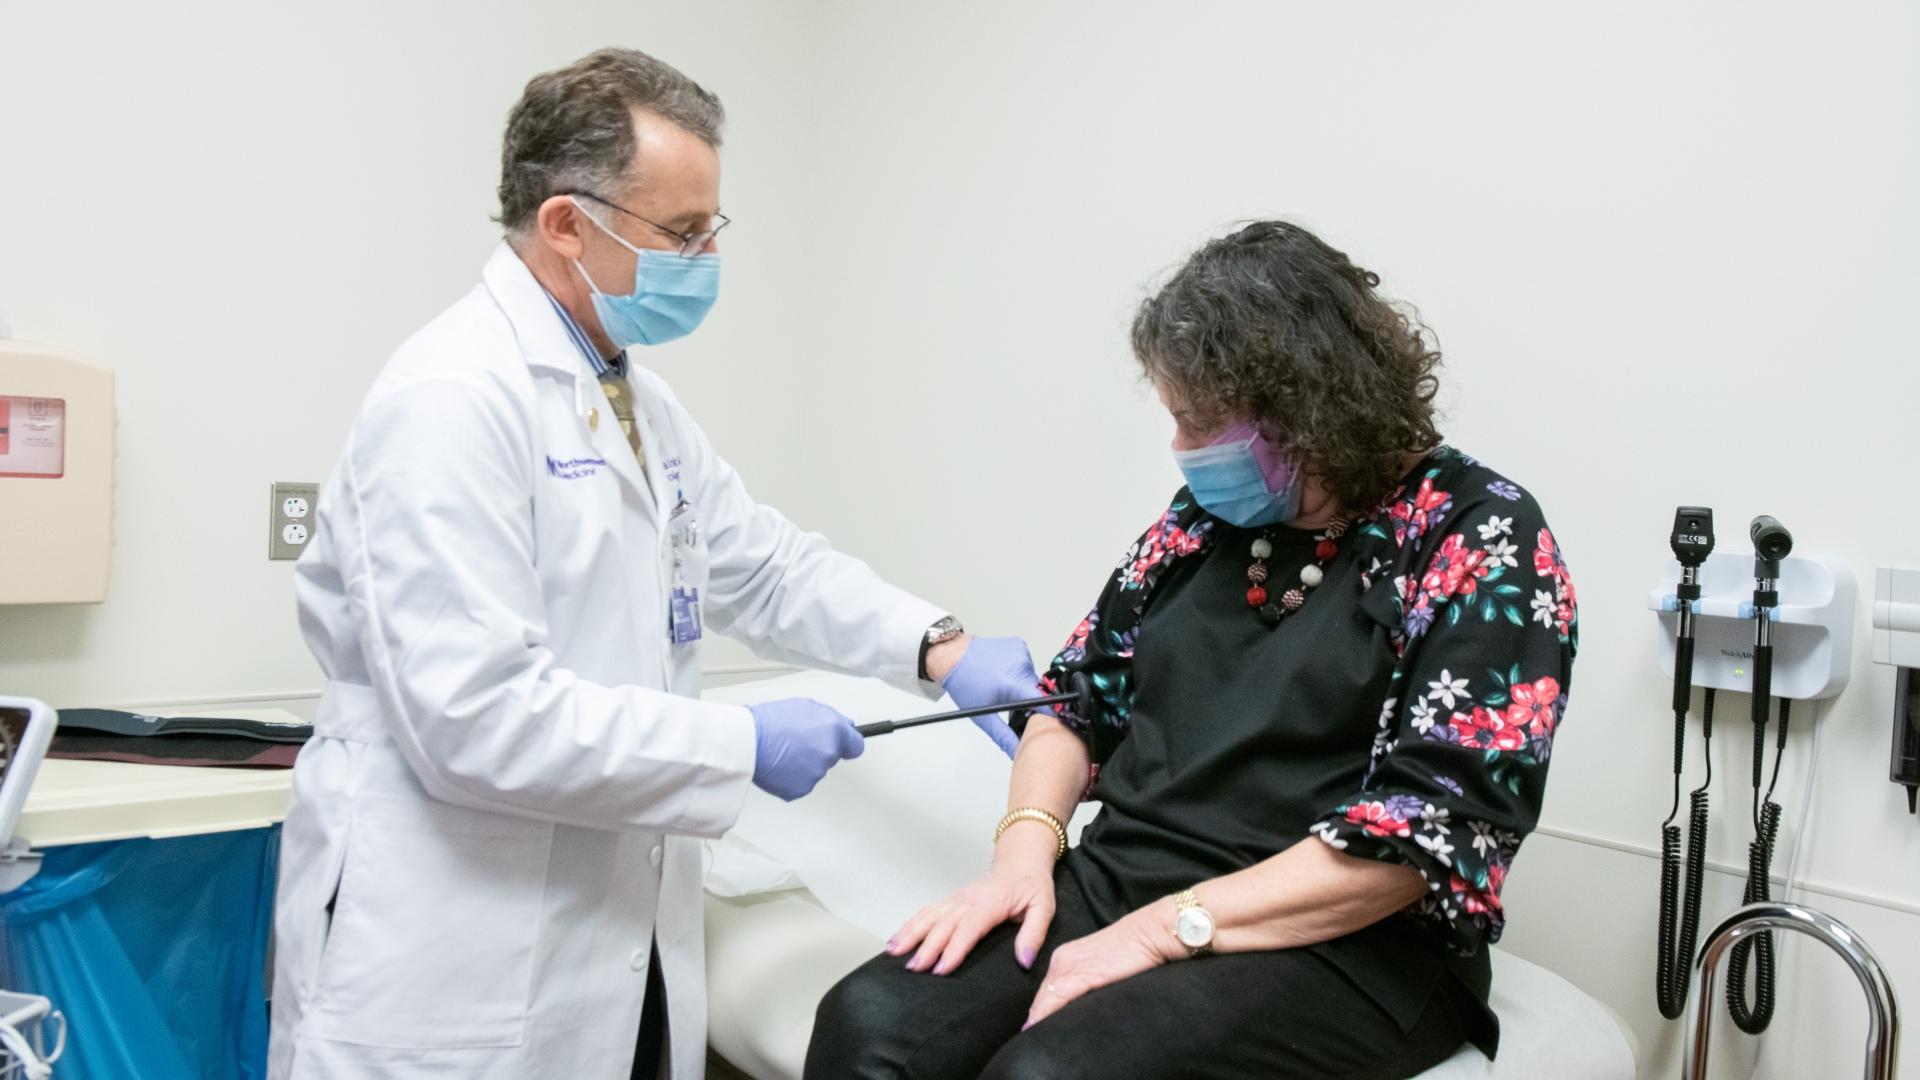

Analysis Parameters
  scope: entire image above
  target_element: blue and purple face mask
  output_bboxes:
[1173,420,1302,527]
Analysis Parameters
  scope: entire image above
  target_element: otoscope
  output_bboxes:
[856,672,1094,738]
[1726,514,1793,1035]
[1655,507,1715,1020]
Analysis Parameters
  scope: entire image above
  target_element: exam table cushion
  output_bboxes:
[703,889,1638,1080]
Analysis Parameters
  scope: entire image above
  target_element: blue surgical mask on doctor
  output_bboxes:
[569,196,720,348]
[1173,420,1304,527]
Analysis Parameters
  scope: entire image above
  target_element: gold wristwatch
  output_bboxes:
[1172,888,1216,957]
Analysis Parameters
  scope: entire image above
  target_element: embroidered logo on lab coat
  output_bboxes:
[546,454,608,480]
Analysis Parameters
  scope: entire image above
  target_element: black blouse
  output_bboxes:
[1016,447,1578,962]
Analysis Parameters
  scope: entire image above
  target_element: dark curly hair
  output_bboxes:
[1131,220,1444,513]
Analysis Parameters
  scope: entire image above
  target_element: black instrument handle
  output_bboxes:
[857,673,1093,738]
[1671,636,1695,720]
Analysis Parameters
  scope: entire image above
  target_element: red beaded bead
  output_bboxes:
[1315,540,1339,561]
[1281,588,1306,611]
[1246,585,1268,607]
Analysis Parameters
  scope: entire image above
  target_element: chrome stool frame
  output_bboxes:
[1684,902,1899,1080]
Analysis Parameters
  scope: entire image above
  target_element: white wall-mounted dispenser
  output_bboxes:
[0,340,116,604]
[1872,567,1920,813]
[1648,549,1856,700]
[1873,568,1920,668]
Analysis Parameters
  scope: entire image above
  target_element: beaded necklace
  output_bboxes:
[1244,518,1352,627]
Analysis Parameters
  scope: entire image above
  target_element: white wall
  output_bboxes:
[3,2,1917,1076]
[746,3,1917,1078]
[0,0,813,702]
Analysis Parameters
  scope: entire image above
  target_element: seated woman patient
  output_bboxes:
[805,221,1579,1080]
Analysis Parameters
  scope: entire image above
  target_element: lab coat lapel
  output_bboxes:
[481,244,654,510]
[628,379,676,527]
[584,378,654,504]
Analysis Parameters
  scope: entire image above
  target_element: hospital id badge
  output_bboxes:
[670,584,703,645]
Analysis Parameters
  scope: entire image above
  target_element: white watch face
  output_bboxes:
[1176,906,1215,949]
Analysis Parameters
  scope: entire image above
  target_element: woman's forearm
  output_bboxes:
[1210,837,1426,951]
[993,714,1092,870]
[1137,836,1428,959]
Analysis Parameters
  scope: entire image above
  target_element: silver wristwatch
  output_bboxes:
[917,615,965,680]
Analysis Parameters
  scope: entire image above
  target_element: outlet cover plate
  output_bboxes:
[269,482,320,560]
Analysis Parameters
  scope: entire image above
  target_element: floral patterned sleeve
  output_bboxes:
[1311,473,1578,955]
[1012,493,1214,778]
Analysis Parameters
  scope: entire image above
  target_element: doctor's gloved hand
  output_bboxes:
[749,698,865,802]
[936,635,1043,759]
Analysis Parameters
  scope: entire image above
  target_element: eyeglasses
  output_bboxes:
[571,191,730,257]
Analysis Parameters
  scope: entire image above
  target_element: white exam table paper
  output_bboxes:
[702,670,1095,941]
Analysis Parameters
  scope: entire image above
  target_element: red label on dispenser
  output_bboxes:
[0,396,65,478]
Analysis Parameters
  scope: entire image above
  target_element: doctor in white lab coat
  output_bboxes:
[266,48,1039,1080]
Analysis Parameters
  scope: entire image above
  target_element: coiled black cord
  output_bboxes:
[1726,800,1782,1032]
[1656,689,1714,1019]
[1727,697,1789,1033]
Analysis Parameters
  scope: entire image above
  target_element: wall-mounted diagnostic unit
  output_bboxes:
[1647,548,1856,700]
[0,341,116,604]
[1647,514,1857,1036]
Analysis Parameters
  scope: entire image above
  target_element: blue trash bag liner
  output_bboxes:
[0,826,278,1080]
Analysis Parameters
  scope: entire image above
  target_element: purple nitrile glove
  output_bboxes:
[939,636,1043,759]
[749,698,865,801]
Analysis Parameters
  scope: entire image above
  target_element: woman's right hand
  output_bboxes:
[886,844,1058,975]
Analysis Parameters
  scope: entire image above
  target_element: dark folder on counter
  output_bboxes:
[50,708,312,768]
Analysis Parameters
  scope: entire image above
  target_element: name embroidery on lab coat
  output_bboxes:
[546,454,608,480]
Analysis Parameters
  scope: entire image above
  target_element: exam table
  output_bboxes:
[701,671,1640,1080]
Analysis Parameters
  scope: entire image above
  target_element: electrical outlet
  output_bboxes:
[269,482,320,560]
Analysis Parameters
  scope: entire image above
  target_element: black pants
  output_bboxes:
[630,941,667,1080]
[805,868,1478,1080]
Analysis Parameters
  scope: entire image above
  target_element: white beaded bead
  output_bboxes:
[1299,564,1325,588]
[1250,538,1273,559]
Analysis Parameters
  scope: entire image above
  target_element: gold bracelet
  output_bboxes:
[995,807,1068,861]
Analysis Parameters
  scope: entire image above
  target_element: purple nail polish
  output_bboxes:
[1017,946,1036,969]
[885,937,898,953]
[1021,1020,1033,1031]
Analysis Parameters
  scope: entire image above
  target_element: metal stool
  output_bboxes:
[0,989,64,1079]
[1684,902,1900,1080]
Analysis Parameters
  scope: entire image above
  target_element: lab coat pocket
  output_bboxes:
[306,794,553,1049]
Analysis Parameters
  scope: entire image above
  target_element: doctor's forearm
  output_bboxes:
[993,715,1091,870]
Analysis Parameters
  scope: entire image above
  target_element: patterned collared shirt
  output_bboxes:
[543,291,627,377]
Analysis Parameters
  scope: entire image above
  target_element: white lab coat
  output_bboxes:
[267,244,943,1080]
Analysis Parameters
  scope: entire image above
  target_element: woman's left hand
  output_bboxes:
[1024,900,1180,1029]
